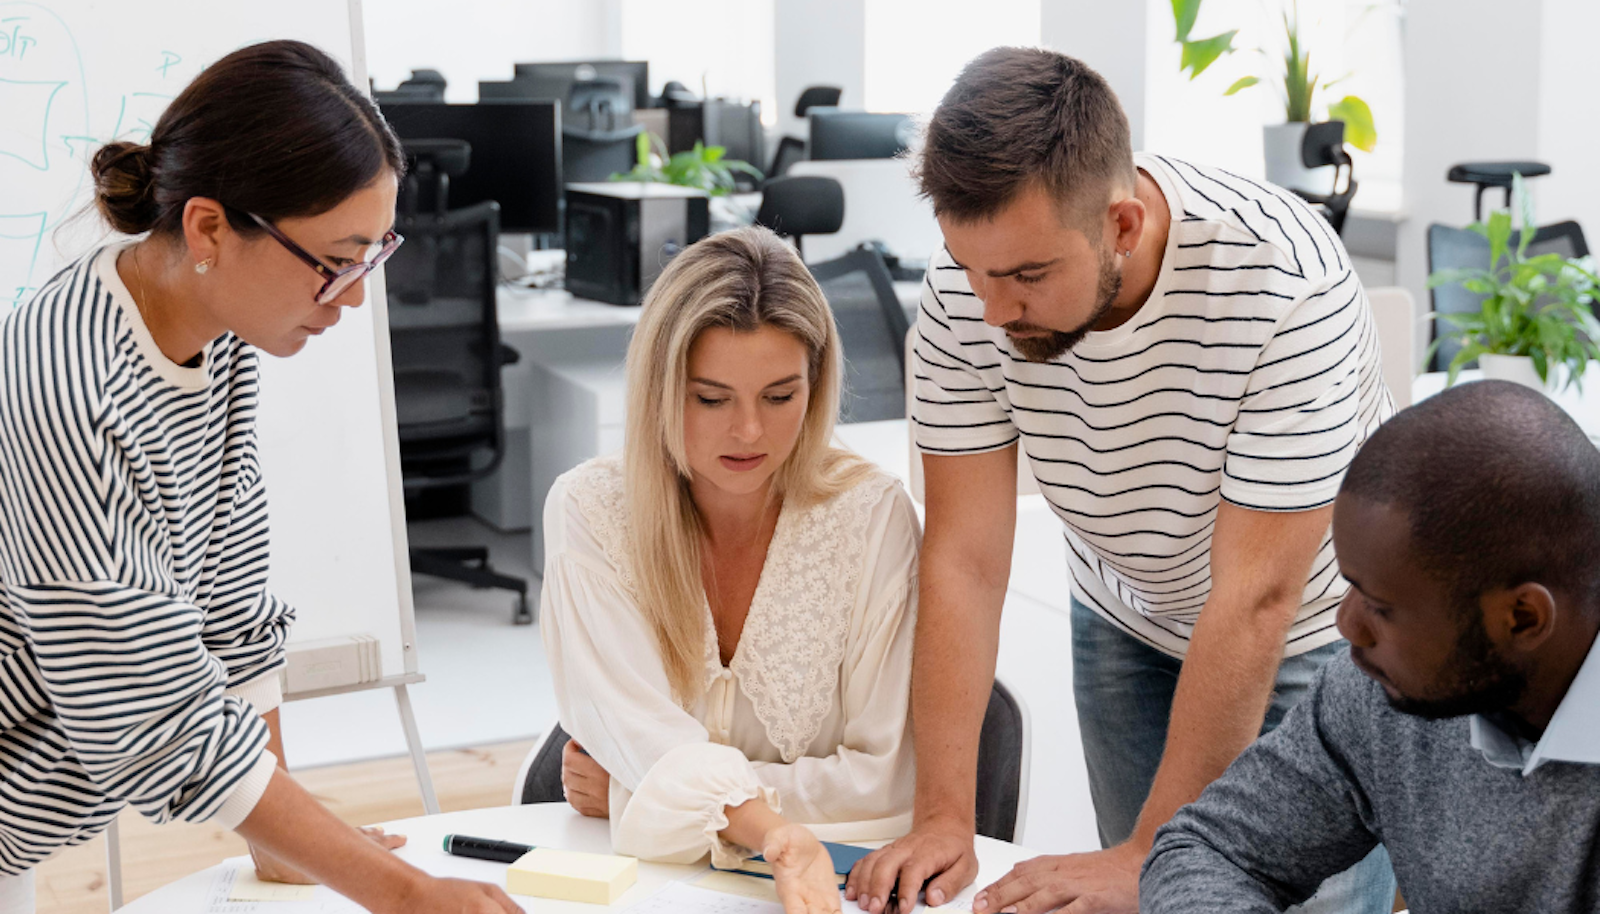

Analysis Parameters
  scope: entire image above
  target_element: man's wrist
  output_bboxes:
[912,805,976,837]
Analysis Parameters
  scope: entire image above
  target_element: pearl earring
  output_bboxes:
[194,259,212,275]
[1123,250,1133,259]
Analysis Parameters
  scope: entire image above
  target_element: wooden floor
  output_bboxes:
[33,739,537,914]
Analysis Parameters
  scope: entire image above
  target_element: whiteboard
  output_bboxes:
[0,0,421,683]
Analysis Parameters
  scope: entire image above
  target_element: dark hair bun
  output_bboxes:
[92,141,159,234]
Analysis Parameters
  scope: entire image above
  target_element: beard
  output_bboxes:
[1004,246,1124,363]
[1384,609,1530,721]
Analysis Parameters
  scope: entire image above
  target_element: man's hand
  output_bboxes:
[844,815,978,913]
[562,739,610,818]
[971,844,1143,914]
[252,827,406,885]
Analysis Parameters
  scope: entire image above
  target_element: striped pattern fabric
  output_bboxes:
[0,244,290,875]
[913,154,1394,657]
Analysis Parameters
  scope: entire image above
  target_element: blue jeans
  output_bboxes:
[1070,599,1395,914]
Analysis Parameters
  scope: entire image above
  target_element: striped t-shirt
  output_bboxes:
[0,243,290,874]
[913,153,1394,657]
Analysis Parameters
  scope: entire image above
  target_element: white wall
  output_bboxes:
[774,0,866,137]
[363,0,622,103]
[1537,0,1600,233]
[1396,0,1546,328]
[1040,0,1147,152]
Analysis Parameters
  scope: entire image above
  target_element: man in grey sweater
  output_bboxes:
[1140,379,1600,913]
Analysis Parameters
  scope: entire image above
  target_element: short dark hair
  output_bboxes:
[91,40,404,238]
[1341,380,1600,615]
[914,47,1135,227]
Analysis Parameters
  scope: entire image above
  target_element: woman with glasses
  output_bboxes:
[0,40,517,914]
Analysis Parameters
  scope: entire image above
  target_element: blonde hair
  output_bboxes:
[624,226,874,704]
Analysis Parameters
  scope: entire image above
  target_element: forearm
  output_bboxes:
[1128,594,1298,849]
[910,564,1006,829]
[720,796,789,851]
[235,768,425,912]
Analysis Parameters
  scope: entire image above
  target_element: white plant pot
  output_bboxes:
[1262,123,1335,195]
[1478,353,1555,391]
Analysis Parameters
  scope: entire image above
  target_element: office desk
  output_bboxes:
[481,282,927,536]
[119,803,1050,913]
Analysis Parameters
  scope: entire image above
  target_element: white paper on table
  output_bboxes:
[204,868,362,914]
[624,883,787,914]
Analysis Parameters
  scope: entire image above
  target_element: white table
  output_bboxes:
[119,803,1045,914]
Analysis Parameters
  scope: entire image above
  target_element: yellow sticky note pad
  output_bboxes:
[229,869,318,902]
[506,848,638,904]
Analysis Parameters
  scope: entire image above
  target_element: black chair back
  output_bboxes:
[809,247,910,423]
[386,199,512,489]
[756,175,845,258]
[1293,121,1357,235]
[794,85,843,117]
[1427,220,1591,372]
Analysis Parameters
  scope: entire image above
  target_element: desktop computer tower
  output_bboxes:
[564,183,710,306]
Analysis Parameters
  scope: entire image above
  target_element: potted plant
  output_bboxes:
[1171,0,1377,193]
[1428,175,1600,394]
[610,132,762,197]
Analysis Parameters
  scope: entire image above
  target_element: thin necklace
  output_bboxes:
[129,245,151,328]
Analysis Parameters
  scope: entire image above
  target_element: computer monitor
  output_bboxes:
[703,99,766,184]
[512,60,652,112]
[381,101,563,235]
[808,110,916,161]
[477,80,543,103]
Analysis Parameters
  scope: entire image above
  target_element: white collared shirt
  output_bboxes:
[1470,631,1600,775]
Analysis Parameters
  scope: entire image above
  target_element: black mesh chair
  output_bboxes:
[564,76,644,183]
[1293,120,1357,235]
[810,246,911,423]
[1448,161,1553,221]
[513,679,1031,843]
[388,142,532,624]
[1426,220,1590,372]
[756,175,845,259]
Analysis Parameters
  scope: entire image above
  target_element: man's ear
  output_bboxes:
[1107,193,1146,258]
[1488,582,1557,655]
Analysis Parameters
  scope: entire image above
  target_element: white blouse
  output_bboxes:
[540,456,920,867]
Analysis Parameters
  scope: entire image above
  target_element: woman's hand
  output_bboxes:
[562,739,611,818]
[763,823,843,914]
[252,827,406,884]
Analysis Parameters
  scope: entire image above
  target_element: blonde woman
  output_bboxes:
[539,227,919,914]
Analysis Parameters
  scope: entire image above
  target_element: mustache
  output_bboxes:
[1002,320,1054,336]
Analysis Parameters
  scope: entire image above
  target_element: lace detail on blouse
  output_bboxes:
[730,473,898,762]
[564,456,900,761]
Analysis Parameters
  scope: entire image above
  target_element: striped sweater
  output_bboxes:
[0,243,289,875]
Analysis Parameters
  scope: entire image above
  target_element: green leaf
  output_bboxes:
[1325,95,1377,152]
[1180,31,1238,79]
[1223,75,1260,96]
[1172,0,1203,42]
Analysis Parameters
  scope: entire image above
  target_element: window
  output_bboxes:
[620,0,777,124]
[1143,0,1404,209]
[863,0,1042,114]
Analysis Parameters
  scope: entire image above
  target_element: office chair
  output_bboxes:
[1292,120,1358,235]
[1448,161,1553,221]
[1425,220,1590,373]
[767,136,808,183]
[564,76,644,183]
[794,85,843,117]
[375,68,447,105]
[755,175,845,260]
[513,678,1032,843]
[810,245,911,423]
[387,142,533,624]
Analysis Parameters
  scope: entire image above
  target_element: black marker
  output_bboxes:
[442,834,535,863]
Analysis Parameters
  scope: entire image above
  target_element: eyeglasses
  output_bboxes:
[244,211,403,305]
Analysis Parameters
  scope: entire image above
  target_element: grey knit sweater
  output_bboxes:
[1141,652,1600,913]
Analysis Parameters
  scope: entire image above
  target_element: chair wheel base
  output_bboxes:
[513,596,534,626]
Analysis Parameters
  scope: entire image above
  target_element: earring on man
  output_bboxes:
[194,259,212,275]
[1122,250,1132,259]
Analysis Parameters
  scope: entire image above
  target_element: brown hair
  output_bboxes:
[915,47,1134,229]
[91,40,404,237]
